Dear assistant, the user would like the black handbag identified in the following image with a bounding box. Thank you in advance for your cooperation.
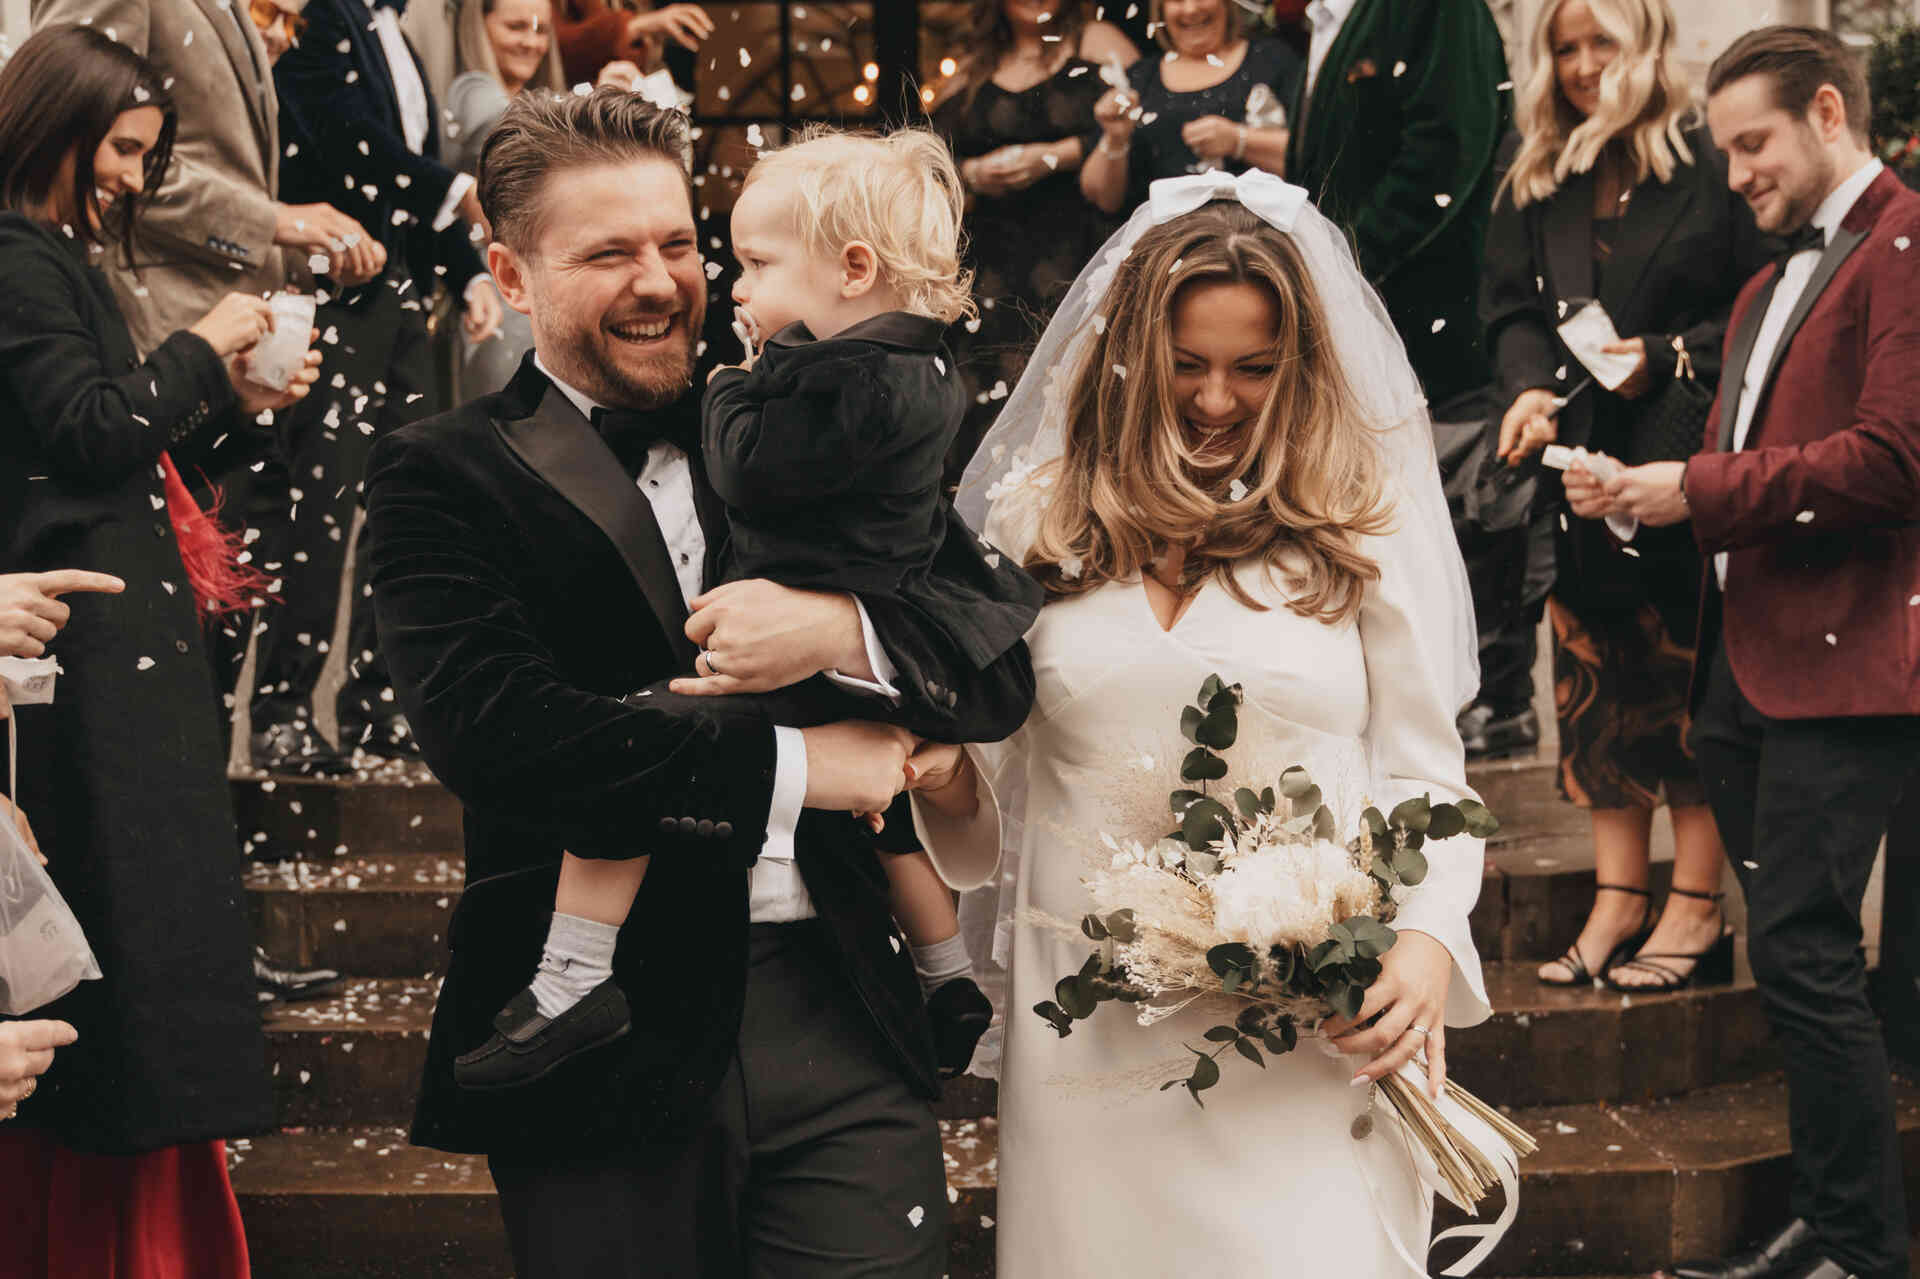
[1624,335,1714,466]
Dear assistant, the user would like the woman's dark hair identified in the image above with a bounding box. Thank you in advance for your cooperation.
[0,24,178,266]
[947,0,1092,114]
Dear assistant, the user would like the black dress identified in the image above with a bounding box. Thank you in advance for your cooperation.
[703,312,1043,715]
[1479,131,1772,810]
[932,58,1112,483]
[0,214,271,1153]
[1123,37,1304,206]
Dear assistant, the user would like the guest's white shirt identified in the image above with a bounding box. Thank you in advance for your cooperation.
[1304,0,1360,98]
[362,0,473,232]
[534,356,903,922]
[1715,157,1883,588]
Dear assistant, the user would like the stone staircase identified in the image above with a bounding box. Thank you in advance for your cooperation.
[229,760,1920,1278]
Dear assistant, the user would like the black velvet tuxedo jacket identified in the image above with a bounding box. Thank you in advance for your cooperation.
[365,356,1035,1158]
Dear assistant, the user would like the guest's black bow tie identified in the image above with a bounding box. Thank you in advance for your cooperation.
[590,404,698,466]
[1778,223,1824,260]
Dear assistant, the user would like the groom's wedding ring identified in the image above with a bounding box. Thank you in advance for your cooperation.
[698,649,721,677]
[1408,1025,1430,1038]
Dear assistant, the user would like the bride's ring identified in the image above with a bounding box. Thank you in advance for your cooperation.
[20,1077,34,1099]
[1407,1025,1430,1038]
[698,649,721,677]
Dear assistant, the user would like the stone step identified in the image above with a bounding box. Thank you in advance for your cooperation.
[248,855,462,979]
[232,1118,998,1279]
[233,765,462,862]
[264,961,1777,1129]
[233,1078,1920,1278]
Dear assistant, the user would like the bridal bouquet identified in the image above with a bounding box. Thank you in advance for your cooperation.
[1031,675,1535,1212]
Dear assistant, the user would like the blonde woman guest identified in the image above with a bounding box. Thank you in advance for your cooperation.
[446,0,635,393]
[907,181,1488,1275]
[1081,0,1302,215]
[929,0,1137,477]
[1481,0,1769,992]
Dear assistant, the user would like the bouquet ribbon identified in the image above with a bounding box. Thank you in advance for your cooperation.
[1358,1057,1520,1277]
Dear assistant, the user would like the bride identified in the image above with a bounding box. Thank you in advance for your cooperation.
[905,171,1494,1276]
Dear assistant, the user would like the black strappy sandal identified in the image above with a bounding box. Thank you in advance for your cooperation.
[1603,886,1736,992]
[1537,883,1654,987]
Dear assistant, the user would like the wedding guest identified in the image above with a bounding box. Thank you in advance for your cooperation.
[930,0,1137,477]
[446,0,637,395]
[1481,0,1768,992]
[1581,27,1920,1279]
[1287,0,1508,412]
[554,0,708,88]
[0,25,320,1276]
[31,0,386,757]
[265,0,502,770]
[1080,0,1301,216]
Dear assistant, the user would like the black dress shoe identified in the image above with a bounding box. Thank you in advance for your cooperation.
[250,722,350,776]
[926,977,992,1079]
[1458,703,1540,760]
[454,981,632,1090]
[254,947,346,1004]
[1671,1219,1818,1279]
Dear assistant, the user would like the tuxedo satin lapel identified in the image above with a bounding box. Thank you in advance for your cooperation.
[190,0,276,164]
[1600,172,1694,320]
[493,386,699,667]
[1716,270,1781,452]
[1743,226,1867,435]
[1543,170,1595,311]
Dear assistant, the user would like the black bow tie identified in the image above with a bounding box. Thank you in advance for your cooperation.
[1778,223,1824,261]
[590,404,699,472]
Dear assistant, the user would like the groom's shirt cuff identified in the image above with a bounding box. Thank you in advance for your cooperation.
[823,599,901,702]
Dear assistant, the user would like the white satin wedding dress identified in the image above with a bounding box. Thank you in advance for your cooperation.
[917,530,1492,1278]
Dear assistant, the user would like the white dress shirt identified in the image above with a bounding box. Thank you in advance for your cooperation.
[362,0,473,232]
[1304,0,1360,98]
[1715,157,1884,588]
[534,357,903,922]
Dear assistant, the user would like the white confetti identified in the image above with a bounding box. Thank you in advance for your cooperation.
[1554,1122,1578,1134]
[1393,60,1407,77]
[136,656,155,670]
[1228,479,1248,501]
[1743,860,1759,869]
[1795,509,1815,523]
[1433,193,1452,208]
[981,1215,996,1228]
[907,1205,925,1228]
[1169,257,1183,274]
[933,356,946,376]
[1091,314,1107,335]
[1430,318,1447,333]
[705,261,724,280]
[149,493,167,510]
[182,28,192,44]
[988,380,1008,400]
[1825,633,1838,646]
[1897,236,1912,251]
[889,936,901,953]
[985,553,1002,568]
[1113,363,1127,379]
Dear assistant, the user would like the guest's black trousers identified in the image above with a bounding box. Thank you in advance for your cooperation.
[249,270,439,744]
[1692,638,1917,1279]
[487,921,948,1279]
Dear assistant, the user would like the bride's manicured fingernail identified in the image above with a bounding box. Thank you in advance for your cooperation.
[1349,1074,1369,1087]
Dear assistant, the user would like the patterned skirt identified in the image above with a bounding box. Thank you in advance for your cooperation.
[1549,595,1708,810]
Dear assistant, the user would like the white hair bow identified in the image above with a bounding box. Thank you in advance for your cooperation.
[1145,169,1309,233]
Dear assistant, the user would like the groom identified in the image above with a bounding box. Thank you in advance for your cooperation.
[363,90,1033,1277]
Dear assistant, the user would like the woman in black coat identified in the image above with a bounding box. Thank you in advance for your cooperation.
[1481,0,1769,998]
[0,26,318,1276]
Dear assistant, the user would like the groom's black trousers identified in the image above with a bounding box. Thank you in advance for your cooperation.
[1691,639,1916,1279]
[488,921,949,1279]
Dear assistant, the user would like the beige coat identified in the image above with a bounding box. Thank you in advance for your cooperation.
[31,0,295,355]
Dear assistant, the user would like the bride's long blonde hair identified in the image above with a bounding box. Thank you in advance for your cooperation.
[1023,202,1390,625]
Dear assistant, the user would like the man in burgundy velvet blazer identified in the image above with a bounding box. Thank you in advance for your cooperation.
[1576,28,1919,1279]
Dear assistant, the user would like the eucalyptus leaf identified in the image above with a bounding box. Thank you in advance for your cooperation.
[1456,798,1500,838]
[1332,983,1365,1018]
[1306,938,1342,971]
[1206,942,1257,978]
[1198,674,1225,706]
[1344,955,1383,986]
[1290,784,1323,818]
[1207,684,1241,714]
[1391,845,1429,887]
[1235,1004,1267,1035]
[1204,1025,1239,1042]
[1233,788,1261,821]
[1234,1037,1266,1067]
[1426,803,1467,841]
[1362,806,1389,838]
[1170,788,1205,815]
[1179,704,1204,743]
[1344,916,1396,959]
[1181,747,1228,782]
[1181,796,1232,849]
[1105,909,1137,943]
[1081,914,1108,941]
[1189,1051,1220,1089]
[1260,786,1277,813]
[1389,794,1433,835]
[1268,944,1296,985]
[1195,706,1238,750]
[1033,1000,1075,1038]
[1279,766,1314,800]
[1263,1018,1299,1054]
[1055,974,1096,1019]
[1312,805,1338,841]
